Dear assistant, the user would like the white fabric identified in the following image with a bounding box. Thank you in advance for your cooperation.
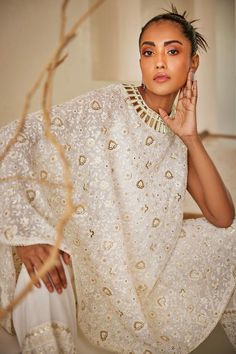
[0,83,236,353]
[13,263,113,354]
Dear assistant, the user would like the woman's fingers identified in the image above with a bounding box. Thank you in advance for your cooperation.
[39,249,67,293]
[185,69,194,99]
[191,80,198,105]
[178,87,184,100]
[159,108,173,128]
[50,256,68,291]
[16,244,68,294]
[60,250,71,265]
[24,261,41,288]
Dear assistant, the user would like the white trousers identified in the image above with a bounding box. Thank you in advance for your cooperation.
[13,264,113,354]
[13,264,236,354]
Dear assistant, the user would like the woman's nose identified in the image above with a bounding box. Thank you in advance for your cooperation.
[155,52,166,69]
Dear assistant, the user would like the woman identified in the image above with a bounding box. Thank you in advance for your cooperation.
[0,6,235,354]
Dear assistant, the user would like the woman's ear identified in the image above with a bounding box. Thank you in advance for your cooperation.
[191,54,199,73]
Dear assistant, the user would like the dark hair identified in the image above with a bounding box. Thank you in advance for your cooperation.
[139,5,208,56]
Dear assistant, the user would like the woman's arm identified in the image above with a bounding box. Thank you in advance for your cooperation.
[185,135,235,227]
[159,69,235,227]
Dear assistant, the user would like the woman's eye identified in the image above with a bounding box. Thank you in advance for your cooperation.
[168,49,178,55]
[143,50,153,57]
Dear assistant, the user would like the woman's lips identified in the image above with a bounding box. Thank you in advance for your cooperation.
[153,73,170,83]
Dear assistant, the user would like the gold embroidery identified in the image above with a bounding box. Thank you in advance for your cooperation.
[157,297,166,308]
[176,193,181,201]
[152,218,160,228]
[179,229,186,238]
[73,239,80,246]
[78,155,87,166]
[197,313,208,325]
[187,304,194,312]
[4,228,15,240]
[223,309,236,314]
[101,126,107,134]
[75,204,85,215]
[136,283,147,294]
[22,321,75,353]
[103,287,112,296]
[150,243,157,251]
[141,204,149,213]
[165,170,173,179]
[123,84,172,134]
[189,269,201,280]
[103,241,113,250]
[145,136,154,146]
[89,229,95,238]
[83,182,89,192]
[26,189,36,202]
[91,100,101,110]
[134,321,144,330]
[63,143,71,151]
[145,161,152,169]
[114,224,120,231]
[137,180,144,189]
[24,322,70,339]
[160,335,170,342]
[135,261,145,269]
[52,117,63,127]
[100,330,108,341]
[16,133,27,143]
[40,170,48,180]
[108,140,118,150]
[149,311,156,319]
[123,213,130,221]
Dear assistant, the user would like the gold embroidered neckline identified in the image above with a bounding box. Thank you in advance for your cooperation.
[122,83,171,134]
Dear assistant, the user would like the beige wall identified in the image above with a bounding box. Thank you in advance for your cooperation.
[0,0,235,134]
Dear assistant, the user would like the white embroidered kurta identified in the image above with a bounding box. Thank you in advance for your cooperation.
[0,83,235,354]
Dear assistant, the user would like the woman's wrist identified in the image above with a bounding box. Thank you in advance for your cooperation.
[179,133,201,148]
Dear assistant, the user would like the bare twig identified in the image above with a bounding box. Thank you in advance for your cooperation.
[0,176,64,189]
[0,0,105,320]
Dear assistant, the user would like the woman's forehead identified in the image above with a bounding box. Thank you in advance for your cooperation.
[141,20,186,42]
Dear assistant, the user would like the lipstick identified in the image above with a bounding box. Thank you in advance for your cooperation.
[153,73,170,83]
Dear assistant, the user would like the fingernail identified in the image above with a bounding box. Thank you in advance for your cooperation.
[57,287,62,294]
[36,283,41,288]
[49,287,54,292]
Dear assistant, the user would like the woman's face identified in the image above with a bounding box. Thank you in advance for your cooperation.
[139,20,199,97]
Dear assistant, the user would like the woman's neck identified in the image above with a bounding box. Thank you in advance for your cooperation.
[138,86,177,115]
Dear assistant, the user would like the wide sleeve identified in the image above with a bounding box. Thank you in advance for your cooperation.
[0,106,72,332]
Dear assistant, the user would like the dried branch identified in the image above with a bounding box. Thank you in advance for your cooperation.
[0,0,106,320]
[0,176,64,189]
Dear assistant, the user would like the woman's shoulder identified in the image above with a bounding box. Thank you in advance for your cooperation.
[70,82,126,105]
[0,83,128,146]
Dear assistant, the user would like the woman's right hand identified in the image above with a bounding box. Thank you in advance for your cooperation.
[16,244,71,294]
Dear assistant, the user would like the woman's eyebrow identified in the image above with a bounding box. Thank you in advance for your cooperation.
[141,40,183,47]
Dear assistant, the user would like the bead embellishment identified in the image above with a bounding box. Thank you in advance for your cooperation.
[134,321,144,330]
[123,83,172,134]
[100,330,108,341]
[108,140,118,150]
[137,180,144,189]
[91,100,102,110]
